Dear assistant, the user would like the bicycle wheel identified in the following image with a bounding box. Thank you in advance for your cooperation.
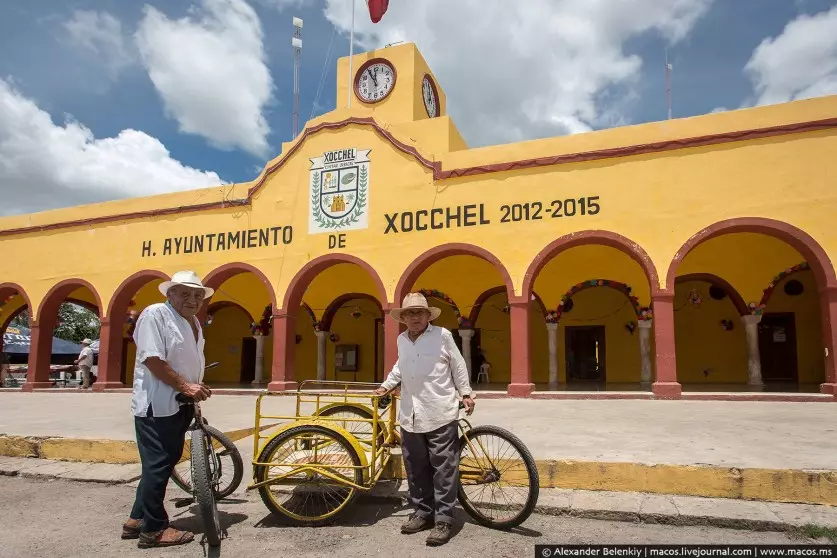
[315,404,386,451]
[254,424,362,526]
[172,425,243,499]
[456,424,539,530]
[191,429,222,547]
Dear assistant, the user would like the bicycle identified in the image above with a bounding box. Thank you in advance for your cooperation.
[173,371,226,548]
[170,363,243,500]
[248,381,539,530]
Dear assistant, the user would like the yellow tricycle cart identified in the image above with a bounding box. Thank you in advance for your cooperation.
[247,380,539,530]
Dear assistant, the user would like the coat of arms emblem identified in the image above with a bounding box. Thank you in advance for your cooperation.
[309,148,370,233]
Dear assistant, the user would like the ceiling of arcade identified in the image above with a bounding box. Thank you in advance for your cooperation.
[674,233,807,304]
[533,245,652,310]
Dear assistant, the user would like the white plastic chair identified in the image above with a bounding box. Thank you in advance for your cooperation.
[477,363,491,384]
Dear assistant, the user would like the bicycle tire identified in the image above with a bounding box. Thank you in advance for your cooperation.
[456,424,539,530]
[171,425,243,499]
[254,424,362,527]
[190,429,222,547]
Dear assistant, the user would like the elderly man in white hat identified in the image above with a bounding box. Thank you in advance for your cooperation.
[122,270,213,549]
[74,338,95,389]
[374,292,474,546]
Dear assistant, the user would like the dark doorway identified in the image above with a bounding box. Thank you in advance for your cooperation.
[758,313,798,382]
[240,337,256,383]
[565,326,606,381]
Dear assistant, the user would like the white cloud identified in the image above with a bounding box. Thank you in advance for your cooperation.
[134,0,275,157]
[0,78,224,216]
[255,0,307,11]
[63,10,135,77]
[744,5,837,106]
[323,0,714,146]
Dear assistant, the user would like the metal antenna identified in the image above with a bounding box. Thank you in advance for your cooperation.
[293,17,303,137]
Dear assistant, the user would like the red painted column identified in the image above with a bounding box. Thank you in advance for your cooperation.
[650,292,682,399]
[818,286,837,395]
[22,323,53,391]
[507,299,534,397]
[93,318,124,391]
[268,312,296,391]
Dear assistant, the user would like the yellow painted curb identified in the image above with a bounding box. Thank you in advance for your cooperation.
[381,455,837,506]
[4,434,837,506]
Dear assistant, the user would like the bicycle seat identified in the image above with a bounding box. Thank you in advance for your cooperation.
[175,393,195,404]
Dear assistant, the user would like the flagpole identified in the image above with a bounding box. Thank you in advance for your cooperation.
[347,0,356,108]
[666,50,672,120]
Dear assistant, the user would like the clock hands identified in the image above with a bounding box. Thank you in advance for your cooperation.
[367,68,378,87]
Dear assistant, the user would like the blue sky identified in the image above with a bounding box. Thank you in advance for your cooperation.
[1,0,836,215]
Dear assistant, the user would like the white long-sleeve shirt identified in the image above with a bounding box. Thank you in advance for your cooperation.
[381,324,472,433]
[130,302,205,418]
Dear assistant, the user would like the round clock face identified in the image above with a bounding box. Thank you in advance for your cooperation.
[422,75,439,117]
[355,59,396,103]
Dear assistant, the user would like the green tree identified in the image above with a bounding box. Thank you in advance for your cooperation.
[9,303,99,344]
[54,303,100,344]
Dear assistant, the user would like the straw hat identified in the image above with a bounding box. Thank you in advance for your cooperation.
[158,270,215,298]
[390,292,441,323]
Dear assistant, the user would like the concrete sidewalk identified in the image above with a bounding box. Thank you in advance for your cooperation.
[3,392,837,505]
[2,392,835,468]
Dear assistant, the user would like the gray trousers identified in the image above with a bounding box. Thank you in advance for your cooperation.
[400,421,459,524]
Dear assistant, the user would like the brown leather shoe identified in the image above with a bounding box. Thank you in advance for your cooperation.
[121,519,142,540]
[400,512,433,534]
[137,527,194,548]
[425,521,453,546]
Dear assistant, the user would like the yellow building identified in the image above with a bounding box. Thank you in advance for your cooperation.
[2,43,837,399]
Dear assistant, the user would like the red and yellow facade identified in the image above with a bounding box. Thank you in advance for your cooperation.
[2,43,837,399]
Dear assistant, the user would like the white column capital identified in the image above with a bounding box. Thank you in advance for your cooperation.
[458,328,474,340]
[546,322,558,331]
[741,314,762,326]
[638,320,653,329]
[314,330,328,339]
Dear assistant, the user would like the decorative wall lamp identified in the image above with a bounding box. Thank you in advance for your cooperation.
[625,321,636,335]
[720,319,734,331]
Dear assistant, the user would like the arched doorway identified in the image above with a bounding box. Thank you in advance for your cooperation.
[667,218,837,394]
[395,244,516,393]
[273,255,388,391]
[202,263,277,387]
[26,279,103,390]
[522,232,661,395]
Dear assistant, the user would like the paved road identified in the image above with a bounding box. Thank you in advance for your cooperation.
[0,476,819,558]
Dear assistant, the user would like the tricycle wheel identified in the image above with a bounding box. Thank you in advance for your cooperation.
[254,424,363,526]
[456,424,539,530]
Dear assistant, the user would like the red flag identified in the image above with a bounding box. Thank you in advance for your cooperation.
[367,0,389,23]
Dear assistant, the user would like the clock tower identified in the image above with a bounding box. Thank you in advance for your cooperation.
[336,42,447,125]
